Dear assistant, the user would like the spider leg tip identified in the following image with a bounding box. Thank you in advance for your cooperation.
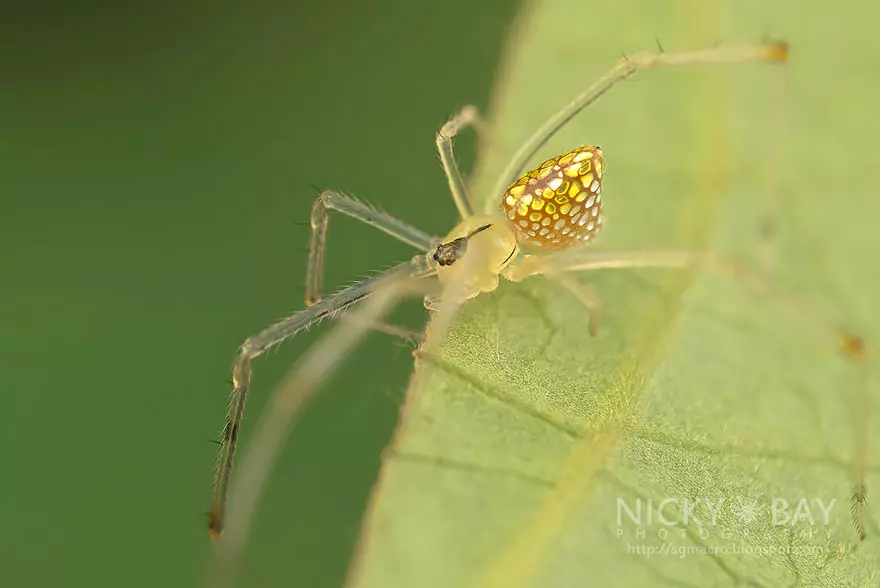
[208,516,225,541]
[840,332,866,358]
[764,41,790,63]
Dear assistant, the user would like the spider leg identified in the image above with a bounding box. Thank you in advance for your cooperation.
[340,316,425,344]
[437,105,485,220]
[506,248,870,538]
[209,256,436,540]
[213,225,498,586]
[307,190,438,305]
[488,41,790,208]
[544,272,603,337]
[211,265,439,586]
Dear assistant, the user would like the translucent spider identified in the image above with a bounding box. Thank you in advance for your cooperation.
[208,41,869,568]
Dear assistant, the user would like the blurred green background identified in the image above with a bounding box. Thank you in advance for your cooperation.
[0,1,520,586]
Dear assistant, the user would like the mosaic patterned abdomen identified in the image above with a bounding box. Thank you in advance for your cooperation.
[502,145,604,250]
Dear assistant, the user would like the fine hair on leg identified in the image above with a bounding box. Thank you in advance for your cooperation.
[209,257,435,540]
[306,190,438,305]
[211,269,439,586]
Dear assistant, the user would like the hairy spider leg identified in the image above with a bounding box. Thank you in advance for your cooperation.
[210,104,488,539]
[306,190,437,305]
[214,246,495,584]
[210,257,435,539]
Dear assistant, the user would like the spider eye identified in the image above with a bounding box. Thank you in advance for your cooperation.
[432,243,455,267]
[501,145,604,250]
[432,235,472,267]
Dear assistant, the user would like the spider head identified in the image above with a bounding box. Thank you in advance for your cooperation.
[431,216,518,303]
[432,224,491,267]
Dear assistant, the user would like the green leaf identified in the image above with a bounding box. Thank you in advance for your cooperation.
[347,1,880,586]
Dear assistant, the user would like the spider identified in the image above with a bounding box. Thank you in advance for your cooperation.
[207,40,869,566]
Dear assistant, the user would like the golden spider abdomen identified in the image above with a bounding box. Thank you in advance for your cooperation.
[502,145,604,250]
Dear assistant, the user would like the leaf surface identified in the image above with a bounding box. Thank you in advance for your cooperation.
[349,1,880,586]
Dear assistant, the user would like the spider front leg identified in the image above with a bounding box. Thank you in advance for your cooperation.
[306,190,437,305]
[544,272,603,337]
[487,41,790,209]
[209,256,436,540]
[436,105,487,220]
[506,248,870,539]
[213,261,472,585]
